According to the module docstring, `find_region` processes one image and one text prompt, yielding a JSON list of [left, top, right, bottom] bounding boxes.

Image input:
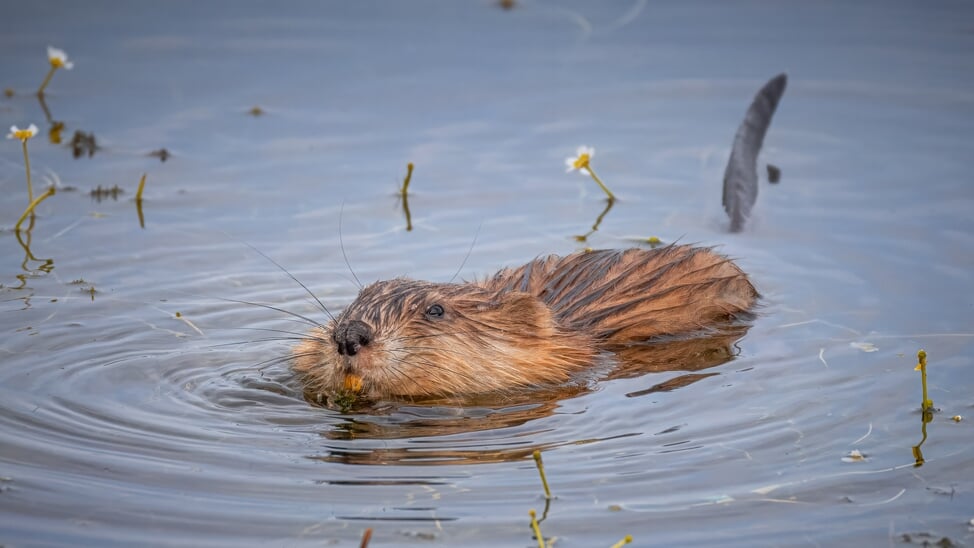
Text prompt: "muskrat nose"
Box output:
[[336, 320, 373, 357]]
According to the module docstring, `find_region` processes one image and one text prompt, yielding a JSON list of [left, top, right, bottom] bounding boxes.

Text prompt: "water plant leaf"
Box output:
[[722, 73, 787, 232]]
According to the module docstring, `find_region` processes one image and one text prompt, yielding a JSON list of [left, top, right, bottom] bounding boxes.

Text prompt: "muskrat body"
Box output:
[[293, 244, 757, 402]]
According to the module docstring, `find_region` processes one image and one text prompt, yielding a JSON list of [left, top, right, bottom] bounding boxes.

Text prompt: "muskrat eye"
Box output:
[[424, 304, 445, 320]]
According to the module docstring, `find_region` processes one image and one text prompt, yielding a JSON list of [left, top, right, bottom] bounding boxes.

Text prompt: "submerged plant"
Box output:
[[38, 46, 74, 96], [565, 145, 616, 201], [7, 124, 38, 202]]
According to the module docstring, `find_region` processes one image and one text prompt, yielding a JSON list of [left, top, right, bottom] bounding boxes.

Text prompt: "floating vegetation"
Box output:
[[953, 415, 962, 422], [47, 121, 65, 144], [70, 130, 98, 158], [3, 88, 13, 98], [533, 449, 552, 499], [767, 163, 781, 183], [722, 73, 787, 232], [38, 46, 73, 96], [14, 187, 56, 232], [499, 0, 516, 9], [90, 185, 124, 202], [358, 527, 372, 548], [248, 106, 264, 117], [566, 145, 616, 202], [148, 148, 170, 162], [7, 124, 38, 202], [841, 449, 866, 463]]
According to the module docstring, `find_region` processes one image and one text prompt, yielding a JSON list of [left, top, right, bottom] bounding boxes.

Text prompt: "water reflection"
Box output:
[[573, 197, 614, 243], [308, 326, 749, 465]]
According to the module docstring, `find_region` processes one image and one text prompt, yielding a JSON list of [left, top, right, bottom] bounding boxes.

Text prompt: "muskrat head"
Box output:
[[292, 278, 596, 403]]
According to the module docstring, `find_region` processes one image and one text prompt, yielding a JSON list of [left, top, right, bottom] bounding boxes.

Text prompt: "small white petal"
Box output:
[[9, 125, 18, 134], [47, 46, 67, 61], [63, 61, 74, 70], [27, 124, 39, 135], [577, 145, 594, 158]]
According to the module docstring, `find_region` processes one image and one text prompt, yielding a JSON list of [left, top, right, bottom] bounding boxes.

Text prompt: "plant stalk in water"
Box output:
[[136, 173, 148, 201], [7, 124, 39, 202], [565, 146, 616, 201], [533, 449, 552, 499], [528, 509, 544, 548], [914, 349, 933, 411], [401, 162, 414, 196], [15, 187, 56, 232], [610, 535, 634, 548], [38, 46, 74, 96]]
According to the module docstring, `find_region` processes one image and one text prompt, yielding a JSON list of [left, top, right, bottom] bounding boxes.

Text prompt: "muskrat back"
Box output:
[[293, 244, 757, 402]]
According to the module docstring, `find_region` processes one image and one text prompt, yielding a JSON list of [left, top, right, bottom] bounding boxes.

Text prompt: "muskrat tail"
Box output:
[[557, 245, 758, 344]]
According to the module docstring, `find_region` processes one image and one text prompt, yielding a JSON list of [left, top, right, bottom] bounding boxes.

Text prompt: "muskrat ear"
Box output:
[[494, 291, 554, 329]]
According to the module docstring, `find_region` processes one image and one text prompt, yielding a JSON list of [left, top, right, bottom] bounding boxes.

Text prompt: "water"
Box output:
[[2, 1, 973, 546]]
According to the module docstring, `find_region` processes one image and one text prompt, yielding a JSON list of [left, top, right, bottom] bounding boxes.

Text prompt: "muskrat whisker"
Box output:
[[225, 326, 321, 338], [239, 241, 337, 323], [255, 353, 308, 372], [206, 337, 310, 350], [205, 294, 325, 330], [448, 223, 482, 284], [339, 201, 363, 290]]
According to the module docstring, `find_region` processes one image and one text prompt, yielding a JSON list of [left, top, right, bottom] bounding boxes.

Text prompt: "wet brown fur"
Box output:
[[293, 244, 757, 401]]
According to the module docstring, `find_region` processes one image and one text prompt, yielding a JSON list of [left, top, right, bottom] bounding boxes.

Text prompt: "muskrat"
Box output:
[[293, 244, 757, 403]]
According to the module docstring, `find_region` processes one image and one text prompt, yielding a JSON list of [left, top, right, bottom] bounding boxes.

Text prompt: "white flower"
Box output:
[[47, 46, 74, 70], [7, 124, 39, 142], [565, 145, 594, 173]]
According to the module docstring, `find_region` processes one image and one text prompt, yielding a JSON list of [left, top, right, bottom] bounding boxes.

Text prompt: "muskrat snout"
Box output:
[[334, 319, 373, 357]]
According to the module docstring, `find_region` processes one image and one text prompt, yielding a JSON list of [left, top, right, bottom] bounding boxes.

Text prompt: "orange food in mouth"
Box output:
[[342, 374, 363, 393]]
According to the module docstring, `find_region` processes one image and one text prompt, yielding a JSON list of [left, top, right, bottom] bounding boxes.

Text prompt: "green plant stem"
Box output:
[[15, 186, 56, 231], [136, 173, 147, 201], [532, 450, 552, 499], [585, 165, 616, 201], [37, 66, 57, 96], [917, 349, 932, 411], [528, 510, 544, 548], [610, 535, 634, 548], [401, 162, 414, 195], [22, 140, 34, 202]]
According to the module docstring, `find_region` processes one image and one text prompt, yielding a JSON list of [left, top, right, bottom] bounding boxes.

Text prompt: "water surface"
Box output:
[[1, 1, 973, 546]]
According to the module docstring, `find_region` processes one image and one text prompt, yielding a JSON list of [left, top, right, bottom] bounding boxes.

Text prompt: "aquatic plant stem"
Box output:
[[15, 186, 55, 231], [136, 173, 147, 201], [915, 349, 932, 411], [37, 66, 57, 96], [401, 162, 414, 196], [528, 510, 544, 548], [22, 140, 34, 202], [610, 535, 634, 548], [532, 449, 552, 499], [585, 165, 616, 201]]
